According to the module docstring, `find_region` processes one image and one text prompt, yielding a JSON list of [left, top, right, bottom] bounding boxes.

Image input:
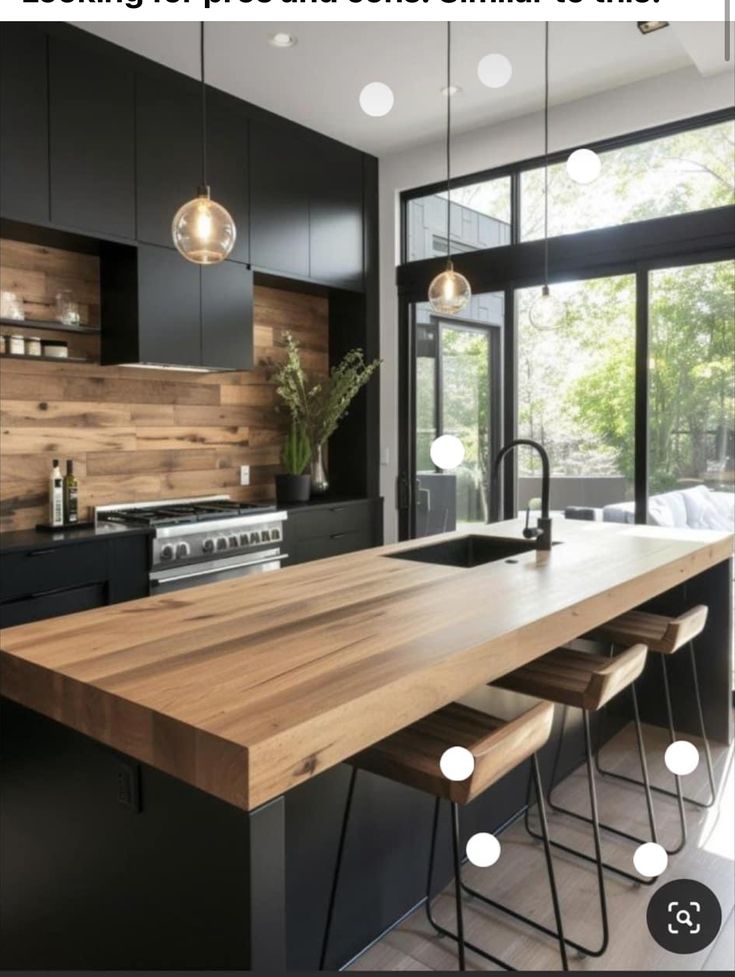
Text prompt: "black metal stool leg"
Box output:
[[320, 767, 358, 971], [424, 798, 515, 971], [544, 694, 660, 882], [689, 641, 718, 808], [450, 803, 466, 971]]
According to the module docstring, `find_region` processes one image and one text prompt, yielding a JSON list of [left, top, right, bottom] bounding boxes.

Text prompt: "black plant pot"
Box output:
[[275, 474, 311, 505]]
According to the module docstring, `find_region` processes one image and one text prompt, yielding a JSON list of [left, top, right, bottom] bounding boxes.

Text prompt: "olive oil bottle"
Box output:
[[63, 460, 79, 524], [50, 459, 64, 527]]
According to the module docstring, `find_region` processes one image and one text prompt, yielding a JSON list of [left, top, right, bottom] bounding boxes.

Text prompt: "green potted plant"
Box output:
[[274, 333, 380, 496], [275, 422, 312, 504]]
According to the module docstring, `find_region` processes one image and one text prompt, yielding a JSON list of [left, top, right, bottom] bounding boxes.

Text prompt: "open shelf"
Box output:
[[0, 317, 100, 336], [0, 352, 91, 365]]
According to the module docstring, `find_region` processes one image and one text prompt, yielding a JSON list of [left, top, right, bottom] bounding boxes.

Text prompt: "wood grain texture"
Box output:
[[589, 605, 709, 655], [0, 519, 731, 812], [0, 241, 328, 530]]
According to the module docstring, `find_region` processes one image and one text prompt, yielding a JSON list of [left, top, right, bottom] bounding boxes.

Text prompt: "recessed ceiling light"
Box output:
[[269, 32, 297, 48], [359, 82, 394, 118], [477, 53, 513, 89], [637, 22, 670, 35], [441, 85, 462, 97]]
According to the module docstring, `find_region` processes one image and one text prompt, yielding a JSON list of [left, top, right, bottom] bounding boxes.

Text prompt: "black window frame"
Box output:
[[397, 108, 735, 540]]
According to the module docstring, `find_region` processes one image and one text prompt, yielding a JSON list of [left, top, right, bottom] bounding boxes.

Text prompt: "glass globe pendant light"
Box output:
[[428, 22, 471, 316], [172, 24, 236, 265], [529, 23, 563, 331]]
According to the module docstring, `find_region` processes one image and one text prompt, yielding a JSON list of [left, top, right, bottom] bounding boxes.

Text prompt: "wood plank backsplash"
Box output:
[[0, 240, 328, 531]]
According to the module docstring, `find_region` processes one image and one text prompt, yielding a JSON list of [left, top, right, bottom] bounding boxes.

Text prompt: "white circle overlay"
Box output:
[[430, 434, 465, 471], [466, 832, 501, 868], [633, 842, 668, 879], [566, 148, 602, 185], [439, 746, 475, 782], [664, 740, 700, 777], [477, 53, 513, 89], [359, 82, 394, 118]]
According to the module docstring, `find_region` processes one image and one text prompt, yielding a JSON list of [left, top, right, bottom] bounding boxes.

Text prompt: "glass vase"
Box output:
[[310, 444, 329, 496]]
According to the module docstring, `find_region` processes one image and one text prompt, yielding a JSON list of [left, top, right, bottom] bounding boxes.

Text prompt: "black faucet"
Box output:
[[491, 438, 553, 551]]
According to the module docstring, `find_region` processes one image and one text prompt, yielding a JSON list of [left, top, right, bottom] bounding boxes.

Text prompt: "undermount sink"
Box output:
[[385, 534, 539, 569]]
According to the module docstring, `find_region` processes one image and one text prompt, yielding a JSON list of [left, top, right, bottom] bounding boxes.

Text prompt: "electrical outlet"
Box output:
[[240, 465, 250, 486]]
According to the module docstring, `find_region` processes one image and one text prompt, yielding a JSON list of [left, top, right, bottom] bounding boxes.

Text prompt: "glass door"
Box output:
[[410, 293, 503, 538]]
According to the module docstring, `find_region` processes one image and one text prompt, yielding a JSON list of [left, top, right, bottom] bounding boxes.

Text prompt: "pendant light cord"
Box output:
[[543, 20, 550, 287], [445, 21, 452, 266], [201, 22, 208, 190]]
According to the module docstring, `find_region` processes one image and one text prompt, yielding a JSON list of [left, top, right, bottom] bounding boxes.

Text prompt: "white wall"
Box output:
[[378, 65, 735, 542]]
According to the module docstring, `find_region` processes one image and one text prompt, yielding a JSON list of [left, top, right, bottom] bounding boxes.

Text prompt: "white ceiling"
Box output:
[[76, 21, 733, 157]]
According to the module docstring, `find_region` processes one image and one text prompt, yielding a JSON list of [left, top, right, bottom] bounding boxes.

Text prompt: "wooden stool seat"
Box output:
[[493, 644, 648, 712], [588, 605, 708, 655], [351, 700, 553, 806]]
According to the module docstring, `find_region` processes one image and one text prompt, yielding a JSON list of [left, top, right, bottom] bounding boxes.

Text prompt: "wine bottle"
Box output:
[[50, 459, 64, 527], [63, 460, 79, 524]]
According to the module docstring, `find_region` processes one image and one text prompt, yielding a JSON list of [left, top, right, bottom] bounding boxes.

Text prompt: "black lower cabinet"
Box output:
[[282, 499, 383, 566], [0, 534, 149, 629]]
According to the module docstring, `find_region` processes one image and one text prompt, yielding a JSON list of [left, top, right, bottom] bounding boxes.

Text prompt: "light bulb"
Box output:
[[567, 148, 602, 185], [172, 187, 236, 265], [430, 434, 465, 471], [428, 263, 471, 316], [529, 285, 564, 330], [359, 82, 394, 118]]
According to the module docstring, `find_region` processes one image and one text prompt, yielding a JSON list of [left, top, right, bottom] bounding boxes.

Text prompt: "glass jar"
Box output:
[[41, 339, 69, 359], [55, 290, 80, 327], [0, 291, 25, 321], [25, 336, 42, 357], [9, 334, 25, 355], [0, 334, 6, 355]]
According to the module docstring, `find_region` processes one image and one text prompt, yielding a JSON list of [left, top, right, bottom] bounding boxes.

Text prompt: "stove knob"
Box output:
[[261, 530, 271, 542], [249, 531, 261, 545], [240, 532, 250, 547], [160, 543, 175, 561], [228, 534, 240, 549], [202, 537, 216, 554], [176, 542, 190, 560], [270, 527, 281, 542], [216, 536, 228, 552]]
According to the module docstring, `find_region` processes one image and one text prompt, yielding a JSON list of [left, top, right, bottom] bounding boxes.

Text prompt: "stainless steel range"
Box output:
[[95, 496, 288, 594]]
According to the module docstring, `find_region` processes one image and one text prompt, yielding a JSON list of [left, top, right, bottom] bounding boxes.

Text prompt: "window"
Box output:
[[406, 176, 511, 262], [648, 261, 735, 518], [521, 120, 734, 241], [516, 276, 636, 514]]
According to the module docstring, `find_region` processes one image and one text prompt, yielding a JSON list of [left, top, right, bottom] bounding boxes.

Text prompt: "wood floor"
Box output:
[[347, 721, 735, 972]]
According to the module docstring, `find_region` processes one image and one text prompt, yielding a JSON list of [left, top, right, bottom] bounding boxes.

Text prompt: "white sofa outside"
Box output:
[[602, 484, 734, 533]]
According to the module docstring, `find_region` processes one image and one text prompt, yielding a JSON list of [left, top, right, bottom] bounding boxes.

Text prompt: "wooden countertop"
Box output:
[[1, 519, 731, 812]]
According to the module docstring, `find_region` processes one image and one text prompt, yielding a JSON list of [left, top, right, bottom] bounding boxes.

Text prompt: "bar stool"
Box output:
[[492, 641, 649, 959], [319, 700, 569, 972], [589, 604, 715, 855]]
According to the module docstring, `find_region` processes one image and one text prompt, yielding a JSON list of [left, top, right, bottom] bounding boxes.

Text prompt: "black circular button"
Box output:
[[647, 879, 721, 954]]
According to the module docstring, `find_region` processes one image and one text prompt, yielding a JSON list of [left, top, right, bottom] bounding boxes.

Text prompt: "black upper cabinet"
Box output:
[[136, 72, 201, 249], [206, 89, 250, 265], [310, 145, 364, 291], [250, 120, 310, 279], [137, 245, 202, 367], [0, 25, 50, 224], [48, 37, 135, 241], [201, 262, 253, 371]]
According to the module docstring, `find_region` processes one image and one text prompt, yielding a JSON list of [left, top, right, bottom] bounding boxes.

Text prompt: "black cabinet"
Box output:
[[136, 71, 201, 250], [48, 37, 136, 240], [0, 25, 50, 224], [201, 261, 253, 371], [310, 145, 364, 291], [137, 245, 202, 367], [0, 533, 149, 629], [102, 244, 253, 371], [250, 120, 310, 279], [282, 499, 383, 566], [207, 88, 250, 265]]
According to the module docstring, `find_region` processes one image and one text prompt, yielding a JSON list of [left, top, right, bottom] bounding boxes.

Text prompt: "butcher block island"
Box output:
[[1, 518, 732, 970]]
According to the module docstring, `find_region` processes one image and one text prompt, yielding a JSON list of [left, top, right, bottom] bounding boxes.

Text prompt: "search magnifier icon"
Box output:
[[676, 909, 694, 928]]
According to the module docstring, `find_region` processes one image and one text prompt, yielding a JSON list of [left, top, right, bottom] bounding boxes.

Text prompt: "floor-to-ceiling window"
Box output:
[[398, 111, 735, 540]]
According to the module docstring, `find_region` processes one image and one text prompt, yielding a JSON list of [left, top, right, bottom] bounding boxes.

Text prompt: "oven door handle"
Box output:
[[151, 553, 287, 586]]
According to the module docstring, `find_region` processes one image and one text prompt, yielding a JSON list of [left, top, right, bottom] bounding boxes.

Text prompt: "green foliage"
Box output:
[[274, 333, 381, 454], [281, 422, 311, 476]]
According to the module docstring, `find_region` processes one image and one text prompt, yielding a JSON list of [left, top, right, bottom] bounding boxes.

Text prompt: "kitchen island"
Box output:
[[1, 518, 732, 969]]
